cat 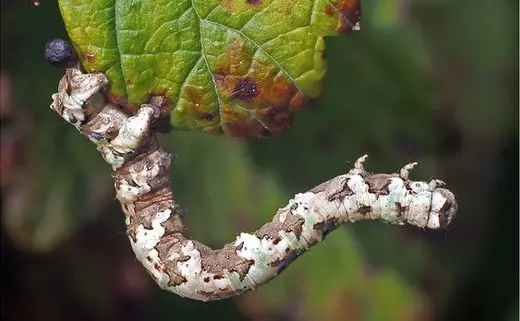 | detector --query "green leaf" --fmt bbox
[57,0,360,137]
